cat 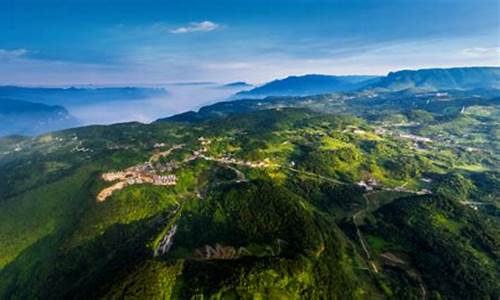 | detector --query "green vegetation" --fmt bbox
[0,89,498,299]
[365,194,499,299]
